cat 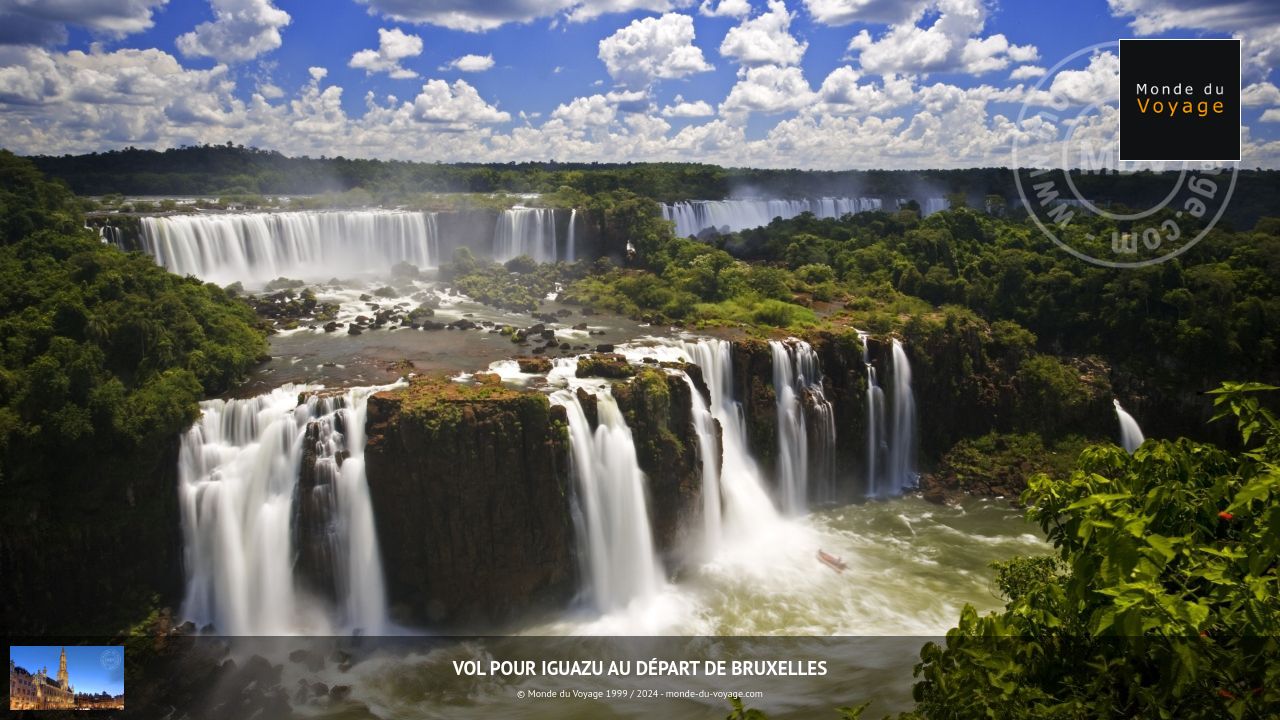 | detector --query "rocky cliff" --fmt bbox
[730,338,779,480]
[363,377,575,627]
